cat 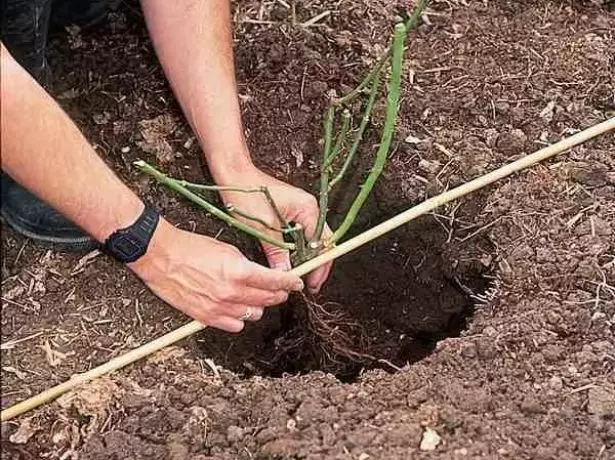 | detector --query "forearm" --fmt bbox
[0,44,143,242]
[141,0,251,181]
